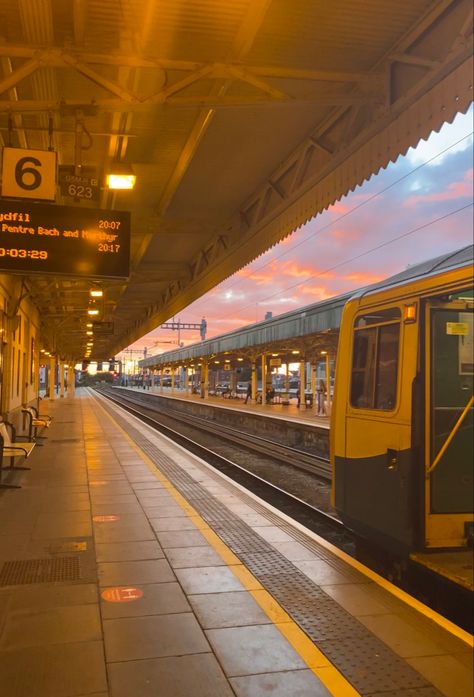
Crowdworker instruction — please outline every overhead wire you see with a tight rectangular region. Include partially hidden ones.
[197,129,473,310]
[233,203,473,312]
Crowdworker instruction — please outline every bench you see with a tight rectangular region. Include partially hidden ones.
[0,421,36,489]
[22,405,52,442]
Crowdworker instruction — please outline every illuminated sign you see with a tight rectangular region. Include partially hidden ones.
[2,147,57,201]
[0,201,130,278]
[92,321,114,334]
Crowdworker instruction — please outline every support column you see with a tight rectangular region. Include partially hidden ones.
[184,367,189,395]
[49,356,56,400]
[67,363,75,397]
[160,368,164,393]
[261,354,266,405]
[200,361,208,399]
[299,360,306,409]
[311,361,316,413]
[251,360,257,401]
[59,361,65,398]
[171,366,175,393]
[325,352,332,417]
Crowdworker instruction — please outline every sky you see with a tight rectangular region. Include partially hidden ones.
[119,105,473,361]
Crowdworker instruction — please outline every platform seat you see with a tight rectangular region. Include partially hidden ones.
[22,405,52,441]
[0,421,36,488]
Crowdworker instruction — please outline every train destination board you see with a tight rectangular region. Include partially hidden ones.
[0,201,130,279]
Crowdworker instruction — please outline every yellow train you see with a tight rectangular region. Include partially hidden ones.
[331,246,473,561]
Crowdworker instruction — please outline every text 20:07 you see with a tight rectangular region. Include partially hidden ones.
[99,220,121,230]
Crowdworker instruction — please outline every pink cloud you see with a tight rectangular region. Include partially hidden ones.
[344,272,385,284]
[404,169,473,207]
[299,285,333,300]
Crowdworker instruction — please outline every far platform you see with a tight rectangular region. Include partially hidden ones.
[117,384,330,428]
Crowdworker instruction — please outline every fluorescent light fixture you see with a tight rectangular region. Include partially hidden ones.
[86,323,93,328]
[90,289,103,298]
[106,163,136,190]
[86,331,93,336]
[87,309,99,316]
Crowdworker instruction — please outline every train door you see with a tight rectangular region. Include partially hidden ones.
[341,305,417,549]
[424,291,473,548]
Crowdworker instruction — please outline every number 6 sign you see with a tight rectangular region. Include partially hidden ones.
[1,147,57,201]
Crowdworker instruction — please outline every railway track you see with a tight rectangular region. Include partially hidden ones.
[93,386,352,550]
[98,386,331,480]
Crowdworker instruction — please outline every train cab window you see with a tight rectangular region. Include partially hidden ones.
[351,308,401,410]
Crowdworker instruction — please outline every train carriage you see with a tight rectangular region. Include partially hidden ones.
[331,246,473,558]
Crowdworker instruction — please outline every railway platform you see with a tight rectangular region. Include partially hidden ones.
[0,389,472,697]
[113,384,330,427]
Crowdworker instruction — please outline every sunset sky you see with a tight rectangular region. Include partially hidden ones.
[121,105,473,361]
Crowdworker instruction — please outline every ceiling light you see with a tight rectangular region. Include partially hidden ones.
[291,350,300,355]
[86,331,93,336]
[86,323,93,328]
[90,289,103,298]
[87,309,99,316]
[106,163,136,190]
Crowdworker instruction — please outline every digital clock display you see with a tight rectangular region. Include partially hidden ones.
[0,201,130,279]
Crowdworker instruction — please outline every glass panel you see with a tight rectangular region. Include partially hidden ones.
[375,324,400,410]
[355,307,401,328]
[350,328,376,408]
[430,307,473,513]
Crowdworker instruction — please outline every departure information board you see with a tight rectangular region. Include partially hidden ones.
[0,201,130,278]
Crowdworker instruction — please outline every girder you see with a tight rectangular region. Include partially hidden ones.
[0,0,471,361]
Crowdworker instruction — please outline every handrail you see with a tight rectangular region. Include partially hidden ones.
[426,394,474,477]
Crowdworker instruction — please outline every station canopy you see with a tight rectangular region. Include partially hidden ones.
[0,0,472,360]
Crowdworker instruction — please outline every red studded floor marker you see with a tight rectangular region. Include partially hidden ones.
[92,515,120,522]
[101,587,144,603]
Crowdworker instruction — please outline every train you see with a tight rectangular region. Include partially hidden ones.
[331,245,473,563]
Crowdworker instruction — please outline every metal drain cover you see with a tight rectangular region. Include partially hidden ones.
[0,557,81,585]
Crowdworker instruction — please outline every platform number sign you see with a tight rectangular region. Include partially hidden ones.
[1,147,57,201]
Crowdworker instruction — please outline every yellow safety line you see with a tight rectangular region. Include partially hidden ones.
[279,510,474,648]
[93,394,361,697]
[90,390,474,649]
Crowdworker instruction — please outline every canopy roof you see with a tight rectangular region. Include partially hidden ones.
[139,244,473,368]
[0,0,472,359]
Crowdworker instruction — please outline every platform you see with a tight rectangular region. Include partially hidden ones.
[115,384,330,428]
[0,389,472,697]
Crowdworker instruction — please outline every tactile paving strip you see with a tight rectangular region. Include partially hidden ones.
[106,407,445,697]
[0,557,81,585]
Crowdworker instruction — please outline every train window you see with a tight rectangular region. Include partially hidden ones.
[355,307,400,327]
[351,308,401,410]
